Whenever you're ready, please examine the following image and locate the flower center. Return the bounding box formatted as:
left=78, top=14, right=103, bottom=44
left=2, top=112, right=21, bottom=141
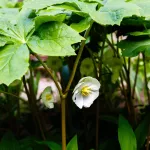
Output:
left=46, top=94, right=52, bottom=101
left=81, top=86, right=91, bottom=96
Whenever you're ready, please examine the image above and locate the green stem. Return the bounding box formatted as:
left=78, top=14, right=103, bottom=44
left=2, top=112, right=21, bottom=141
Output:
left=64, top=21, right=94, bottom=96
left=22, top=76, right=38, bottom=135
left=106, top=38, right=118, bottom=57
left=143, top=53, right=150, bottom=104
left=0, top=90, right=25, bottom=101
left=61, top=21, right=93, bottom=150
left=34, top=53, right=63, bottom=97
left=28, top=67, right=46, bottom=140
left=146, top=126, right=150, bottom=150
left=23, top=75, right=45, bottom=140
left=119, top=72, right=127, bottom=98
left=61, top=97, right=66, bottom=150
left=96, top=39, right=105, bottom=150
left=132, top=55, right=140, bottom=98
left=22, top=76, right=31, bottom=101
left=127, top=58, right=136, bottom=125
left=85, top=46, right=98, bottom=78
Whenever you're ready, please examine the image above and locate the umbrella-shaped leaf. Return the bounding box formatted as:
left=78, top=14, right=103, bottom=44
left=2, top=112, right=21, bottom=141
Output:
left=28, top=22, right=84, bottom=56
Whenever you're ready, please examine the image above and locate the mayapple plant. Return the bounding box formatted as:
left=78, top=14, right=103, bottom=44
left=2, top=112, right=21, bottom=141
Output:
left=1, top=0, right=150, bottom=150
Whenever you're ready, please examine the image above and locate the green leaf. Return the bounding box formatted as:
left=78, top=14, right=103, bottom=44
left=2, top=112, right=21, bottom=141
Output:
left=51, top=3, right=87, bottom=17
left=67, top=135, right=78, bottom=150
left=70, top=17, right=91, bottom=32
left=118, top=115, right=137, bottom=150
left=118, top=39, right=150, bottom=57
left=28, top=22, right=84, bottom=56
left=0, top=131, right=20, bottom=150
left=0, top=0, right=18, bottom=8
left=129, top=29, right=150, bottom=36
left=88, top=0, right=140, bottom=25
left=16, top=9, right=35, bottom=42
left=47, top=56, right=63, bottom=72
left=135, top=113, right=150, bottom=149
left=0, top=44, right=29, bottom=85
left=23, top=0, right=73, bottom=9
left=0, top=8, right=19, bottom=20
left=103, top=50, right=123, bottom=83
left=35, top=8, right=67, bottom=29
left=80, top=57, right=95, bottom=77
left=0, top=36, right=12, bottom=47
left=132, top=0, right=150, bottom=18
left=36, top=141, right=61, bottom=150
left=0, top=9, right=34, bottom=44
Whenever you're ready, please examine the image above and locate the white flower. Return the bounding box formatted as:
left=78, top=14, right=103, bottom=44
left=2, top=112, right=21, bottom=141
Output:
left=41, top=86, right=54, bottom=109
left=72, top=76, right=100, bottom=109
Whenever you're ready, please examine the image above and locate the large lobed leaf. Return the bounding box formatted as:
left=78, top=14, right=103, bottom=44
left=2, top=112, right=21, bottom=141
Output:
left=0, top=9, right=35, bottom=44
left=0, top=44, right=29, bottom=85
left=132, top=0, right=150, bottom=18
left=0, top=9, right=34, bottom=85
left=0, top=8, right=19, bottom=21
left=118, top=115, right=137, bottom=150
left=70, top=17, right=91, bottom=32
left=35, top=7, right=68, bottom=29
left=89, top=0, right=140, bottom=25
left=23, top=0, right=150, bottom=26
left=28, top=22, right=84, bottom=56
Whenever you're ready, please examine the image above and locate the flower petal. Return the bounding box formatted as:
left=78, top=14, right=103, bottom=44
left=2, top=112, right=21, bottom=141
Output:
left=78, top=76, right=94, bottom=83
left=73, top=82, right=84, bottom=93
left=89, top=84, right=100, bottom=91
left=83, top=91, right=99, bottom=108
left=46, top=102, right=54, bottom=109
left=73, top=93, right=84, bottom=109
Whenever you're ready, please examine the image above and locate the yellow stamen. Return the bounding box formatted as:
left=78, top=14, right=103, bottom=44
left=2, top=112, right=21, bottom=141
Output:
left=46, top=94, right=52, bottom=101
left=81, top=86, right=91, bottom=96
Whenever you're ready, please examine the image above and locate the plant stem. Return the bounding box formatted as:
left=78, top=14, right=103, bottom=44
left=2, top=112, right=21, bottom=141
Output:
left=64, top=21, right=93, bottom=96
left=143, top=53, right=150, bottom=103
left=28, top=67, right=46, bottom=140
left=85, top=46, right=98, bottom=78
left=146, top=126, right=150, bottom=150
left=0, top=90, right=25, bottom=101
left=119, top=72, right=126, bottom=98
left=106, top=38, right=118, bottom=57
left=22, top=76, right=38, bottom=135
left=22, top=76, right=31, bottom=101
left=60, top=21, right=93, bottom=150
left=61, top=97, right=66, bottom=150
left=23, top=75, right=46, bottom=140
left=132, top=55, right=140, bottom=98
left=126, top=58, right=136, bottom=125
left=96, top=39, right=105, bottom=150
left=34, top=53, right=63, bottom=97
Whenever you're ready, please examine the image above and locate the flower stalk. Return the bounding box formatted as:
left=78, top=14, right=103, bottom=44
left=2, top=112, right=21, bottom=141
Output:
left=61, top=20, right=94, bottom=150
